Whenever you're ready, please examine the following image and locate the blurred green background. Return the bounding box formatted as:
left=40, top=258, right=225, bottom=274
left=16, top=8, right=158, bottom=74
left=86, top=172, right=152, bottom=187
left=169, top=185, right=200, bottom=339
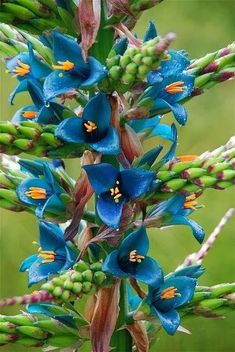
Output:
left=0, top=0, right=235, bottom=351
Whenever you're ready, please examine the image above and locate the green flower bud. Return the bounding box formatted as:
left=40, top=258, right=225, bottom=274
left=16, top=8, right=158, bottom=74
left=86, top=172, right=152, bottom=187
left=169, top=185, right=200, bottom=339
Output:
left=73, top=261, right=89, bottom=272
left=52, top=278, right=64, bottom=287
left=14, top=337, right=43, bottom=347
left=199, top=298, right=225, bottom=310
left=82, top=269, right=93, bottom=282
left=126, top=47, right=138, bottom=58
left=0, top=333, right=17, bottom=344
left=120, top=55, right=132, bottom=68
left=157, top=171, right=176, bottom=182
left=72, top=282, right=82, bottom=294
left=125, top=62, right=138, bottom=74
left=170, top=161, right=193, bottom=173
left=5, top=315, right=34, bottom=326
left=61, top=290, right=72, bottom=301
left=90, top=262, right=103, bottom=272
left=63, top=280, right=74, bottom=290
left=142, top=56, right=153, bottom=66
left=162, top=179, right=187, bottom=192
left=146, top=46, right=157, bottom=57
left=41, top=282, right=54, bottom=293
left=82, top=281, right=92, bottom=293
left=106, top=55, right=120, bottom=68
left=46, top=335, right=78, bottom=348
left=93, top=271, right=106, bottom=286
left=121, top=72, right=135, bottom=84
left=53, top=287, right=63, bottom=298
left=0, top=322, right=17, bottom=333
left=109, top=66, right=122, bottom=80
left=133, top=53, right=143, bottom=65
left=71, top=272, right=83, bottom=282
left=16, top=326, right=48, bottom=340
left=137, top=64, right=150, bottom=79
left=59, top=274, right=68, bottom=281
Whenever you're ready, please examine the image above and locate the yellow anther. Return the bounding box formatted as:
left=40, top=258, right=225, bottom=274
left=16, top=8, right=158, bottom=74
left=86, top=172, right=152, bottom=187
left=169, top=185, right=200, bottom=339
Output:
left=22, top=111, right=37, bottom=119
left=13, top=60, right=30, bottom=77
left=38, top=249, right=56, bottom=264
left=129, top=250, right=145, bottom=263
left=110, top=181, right=122, bottom=203
left=52, top=60, right=74, bottom=71
left=161, top=286, right=178, bottom=300
left=165, top=81, right=185, bottom=94
left=184, top=193, right=198, bottom=210
left=25, top=187, right=47, bottom=200
left=84, top=120, right=97, bottom=133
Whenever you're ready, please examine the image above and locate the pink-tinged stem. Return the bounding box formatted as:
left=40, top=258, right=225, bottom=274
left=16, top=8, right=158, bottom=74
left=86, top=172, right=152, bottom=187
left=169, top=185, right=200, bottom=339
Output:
left=0, top=291, right=54, bottom=308
left=177, top=208, right=234, bottom=268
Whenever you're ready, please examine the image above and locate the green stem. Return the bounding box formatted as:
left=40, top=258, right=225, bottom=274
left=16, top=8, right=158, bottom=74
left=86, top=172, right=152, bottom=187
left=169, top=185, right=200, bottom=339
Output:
left=111, top=280, right=133, bottom=351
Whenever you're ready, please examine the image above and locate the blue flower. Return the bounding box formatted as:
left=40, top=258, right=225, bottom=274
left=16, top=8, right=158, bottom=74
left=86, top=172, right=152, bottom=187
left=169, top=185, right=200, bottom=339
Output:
left=6, top=43, right=51, bottom=104
left=130, top=116, right=176, bottom=142
left=83, top=163, right=155, bottom=228
left=138, top=50, right=195, bottom=125
left=147, top=275, right=196, bottom=335
left=43, top=32, right=107, bottom=101
left=11, top=80, right=75, bottom=124
left=166, top=265, right=205, bottom=280
left=19, top=221, right=76, bottom=287
left=147, top=194, right=205, bottom=243
left=55, top=92, right=120, bottom=155
left=103, top=226, right=163, bottom=287
left=16, top=163, right=67, bottom=219
left=143, top=21, right=158, bottom=42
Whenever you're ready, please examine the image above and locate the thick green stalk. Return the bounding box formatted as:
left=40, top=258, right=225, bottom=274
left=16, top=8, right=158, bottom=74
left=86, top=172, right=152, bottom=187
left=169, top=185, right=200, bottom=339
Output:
left=111, top=280, right=133, bottom=351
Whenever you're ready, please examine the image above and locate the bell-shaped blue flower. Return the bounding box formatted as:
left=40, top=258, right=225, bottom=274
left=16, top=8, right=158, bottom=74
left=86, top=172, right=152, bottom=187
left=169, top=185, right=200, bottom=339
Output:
left=11, top=80, right=75, bottom=125
left=43, top=32, right=107, bottom=101
left=138, top=50, right=195, bottom=125
left=103, top=226, right=163, bottom=287
left=55, top=92, right=120, bottom=155
left=6, top=43, right=51, bottom=104
left=147, top=194, right=205, bottom=243
left=83, top=163, right=155, bottom=228
left=166, top=265, right=205, bottom=280
left=20, top=221, right=76, bottom=287
left=16, top=163, right=67, bottom=219
left=147, top=275, right=196, bottom=335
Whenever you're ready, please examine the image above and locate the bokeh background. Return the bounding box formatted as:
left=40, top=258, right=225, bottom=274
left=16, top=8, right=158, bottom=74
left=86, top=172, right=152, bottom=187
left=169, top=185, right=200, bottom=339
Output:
left=0, top=0, right=235, bottom=351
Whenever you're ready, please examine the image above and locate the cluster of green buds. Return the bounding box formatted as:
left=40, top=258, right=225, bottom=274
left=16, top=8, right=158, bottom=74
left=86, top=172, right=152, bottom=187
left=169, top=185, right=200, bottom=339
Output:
left=187, top=42, right=235, bottom=93
left=41, top=261, right=108, bottom=302
left=180, top=283, right=235, bottom=319
left=105, top=34, right=174, bottom=93
left=0, top=0, right=68, bottom=34
left=151, top=137, right=235, bottom=200
left=0, top=121, right=86, bottom=158
left=0, top=23, right=54, bottom=62
left=0, top=312, right=82, bottom=348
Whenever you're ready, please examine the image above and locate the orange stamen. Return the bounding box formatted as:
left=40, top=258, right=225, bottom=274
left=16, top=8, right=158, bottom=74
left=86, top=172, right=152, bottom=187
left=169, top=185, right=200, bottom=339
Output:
left=84, top=121, right=97, bottom=133
left=129, top=250, right=145, bottom=263
left=13, top=61, right=30, bottom=77
left=38, top=249, right=56, bottom=263
left=177, top=155, right=198, bottom=162
left=22, top=111, right=37, bottom=119
left=161, top=286, right=178, bottom=300
left=25, top=187, right=47, bottom=200
left=165, top=81, right=185, bottom=94
left=110, top=181, right=122, bottom=203
left=52, top=60, right=74, bottom=71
